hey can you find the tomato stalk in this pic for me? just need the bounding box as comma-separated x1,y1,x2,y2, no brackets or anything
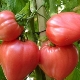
35,66,46,80
29,16,37,42
49,0,57,16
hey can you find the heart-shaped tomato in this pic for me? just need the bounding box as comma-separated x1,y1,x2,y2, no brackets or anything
0,40,39,80
39,41,78,80
0,10,23,41
46,12,80,46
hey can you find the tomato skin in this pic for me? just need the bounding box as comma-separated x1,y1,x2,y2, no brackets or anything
0,10,23,41
0,40,39,80
39,41,78,80
46,12,80,46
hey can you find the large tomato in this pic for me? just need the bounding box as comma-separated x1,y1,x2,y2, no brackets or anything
39,41,78,80
0,40,39,80
0,10,23,41
46,12,80,46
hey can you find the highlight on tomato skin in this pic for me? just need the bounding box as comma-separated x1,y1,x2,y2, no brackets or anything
0,10,24,41
39,41,79,80
46,12,80,46
0,39,39,80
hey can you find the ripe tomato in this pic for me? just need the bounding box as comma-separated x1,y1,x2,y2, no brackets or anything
0,40,39,80
39,41,78,80
0,10,23,41
46,12,80,46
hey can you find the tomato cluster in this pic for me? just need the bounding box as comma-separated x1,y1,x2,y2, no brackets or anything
0,10,79,80
0,10,39,80
39,12,79,80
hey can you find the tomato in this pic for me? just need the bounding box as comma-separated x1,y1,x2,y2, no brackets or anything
0,40,39,80
46,12,80,46
0,10,23,41
39,41,78,80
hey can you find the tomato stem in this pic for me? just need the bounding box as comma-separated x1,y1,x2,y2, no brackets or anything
50,42,56,47
19,31,28,42
35,66,46,80
15,13,26,21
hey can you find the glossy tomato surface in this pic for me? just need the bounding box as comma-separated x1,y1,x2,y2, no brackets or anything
0,40,39,80
46,12,80,46
39,41,78,80
0,10,23,41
